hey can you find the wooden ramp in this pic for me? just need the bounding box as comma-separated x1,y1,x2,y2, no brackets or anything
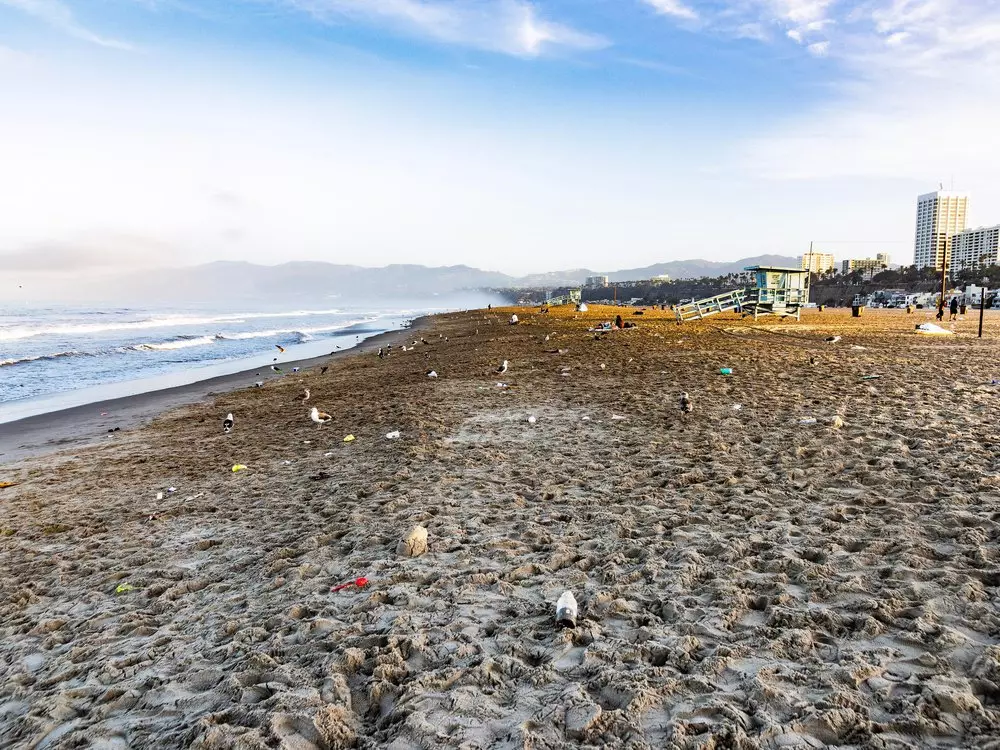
675,289,746,323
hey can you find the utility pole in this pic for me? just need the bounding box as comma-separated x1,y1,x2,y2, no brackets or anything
980,280,987,338
938,239,948,320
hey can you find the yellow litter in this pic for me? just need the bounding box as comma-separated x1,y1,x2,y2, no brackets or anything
231,464,248,472
343,435,356,443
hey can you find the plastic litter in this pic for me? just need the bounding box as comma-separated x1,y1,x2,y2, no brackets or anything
527,416,537,424
385,431,401,439
281,460,292,465
155,491,164,501
799,418,818,425
331,576,369,593
556,591,578,628
343,435,356,443
915,323,954,335
719,367,733,375
115,583,135,594
324,452,334,457
732,404,743,411
231,464,248,472
860,375,881,381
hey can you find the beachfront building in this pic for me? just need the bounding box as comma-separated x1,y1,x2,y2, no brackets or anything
842,257,889,275
585,275,609,289
877,252,891,267
949,225,1000,274
914,190,968,270
799,252,835,274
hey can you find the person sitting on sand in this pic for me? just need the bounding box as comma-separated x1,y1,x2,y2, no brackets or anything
615,314,623,329
950,297,959,321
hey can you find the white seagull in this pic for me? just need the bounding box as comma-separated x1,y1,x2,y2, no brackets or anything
223,413,234,433
310,406,332,425
497,360,509,374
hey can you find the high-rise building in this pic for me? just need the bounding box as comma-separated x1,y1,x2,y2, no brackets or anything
584,275,609,288
800,252,835,274
913,190,968,270
949,225,1000,273
842,257,888,275
876,252,891,267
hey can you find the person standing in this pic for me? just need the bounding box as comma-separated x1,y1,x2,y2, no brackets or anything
950,296,959,321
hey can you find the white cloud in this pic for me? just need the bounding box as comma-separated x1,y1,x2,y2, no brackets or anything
0,0,133,49
807,40,829,55
284,0,609,57
641,0,699,21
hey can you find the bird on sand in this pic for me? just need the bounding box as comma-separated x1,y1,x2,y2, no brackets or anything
223,413,234,433
680,392,693,416
310,406,332,425
302,388,311,403
497,360,509,374
320,366,329,375
275,345,286,353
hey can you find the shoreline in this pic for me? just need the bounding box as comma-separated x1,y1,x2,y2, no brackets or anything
0,316,430,465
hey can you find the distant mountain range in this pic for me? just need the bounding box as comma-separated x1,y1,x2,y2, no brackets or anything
84,255,799,303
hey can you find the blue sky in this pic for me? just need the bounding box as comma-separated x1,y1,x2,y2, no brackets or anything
1,0,998,277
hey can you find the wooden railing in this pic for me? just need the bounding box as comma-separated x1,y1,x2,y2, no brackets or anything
674,289,746,323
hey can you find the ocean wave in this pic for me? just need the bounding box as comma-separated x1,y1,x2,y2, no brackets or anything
132,335,218,351
0,350,85,367
0,308,348,342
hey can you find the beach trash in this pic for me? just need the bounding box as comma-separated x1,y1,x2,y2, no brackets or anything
831,416,845,429
385,431,401,439
0,482,18,489
556,591,578,628
331,576,369,593
343,435,356,443
860,375,881,381
915,323,954,335
599,363,606,370
396,525,428,557
527,416,537,424
799,418,818,425
115,583,135,594
732,404,743,411
155,491,164,501
231,464,248,472
719,367,733,375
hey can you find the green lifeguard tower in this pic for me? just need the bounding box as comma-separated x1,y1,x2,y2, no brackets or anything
742,265,810,321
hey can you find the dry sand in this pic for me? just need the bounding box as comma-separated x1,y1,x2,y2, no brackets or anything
2,305,1000,749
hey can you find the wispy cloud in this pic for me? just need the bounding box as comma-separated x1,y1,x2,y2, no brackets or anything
641,0,699,21
283,0,609,57
0,0,134,50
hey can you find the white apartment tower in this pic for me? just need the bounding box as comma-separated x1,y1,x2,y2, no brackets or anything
913,190,968,270
949,225,1000,274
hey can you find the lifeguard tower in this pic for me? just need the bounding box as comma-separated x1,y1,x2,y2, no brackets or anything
741,265,810,321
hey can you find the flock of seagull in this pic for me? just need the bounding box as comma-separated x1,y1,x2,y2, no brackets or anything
222,325,705,436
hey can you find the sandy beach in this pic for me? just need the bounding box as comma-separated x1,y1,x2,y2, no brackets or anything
2,304,1000,749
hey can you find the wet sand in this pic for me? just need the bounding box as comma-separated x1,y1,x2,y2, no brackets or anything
2,305,1000,748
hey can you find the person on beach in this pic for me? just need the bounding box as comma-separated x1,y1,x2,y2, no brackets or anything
615,314,623,329
950,297,959,321
936,302,945,321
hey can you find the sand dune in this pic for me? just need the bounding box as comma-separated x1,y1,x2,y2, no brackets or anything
2,306,1000,748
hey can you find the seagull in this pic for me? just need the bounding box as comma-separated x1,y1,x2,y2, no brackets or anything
320,366,329,375
253,381,263,388
825,336,841,344
302,388,311,403
680,392,693,415
426,370,438,378
310,406,332,425
497,360,509,374
271,365,282,373
223,413,234,433
275,345,286,353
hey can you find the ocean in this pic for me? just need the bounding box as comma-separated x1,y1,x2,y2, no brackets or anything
0,303,427,423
